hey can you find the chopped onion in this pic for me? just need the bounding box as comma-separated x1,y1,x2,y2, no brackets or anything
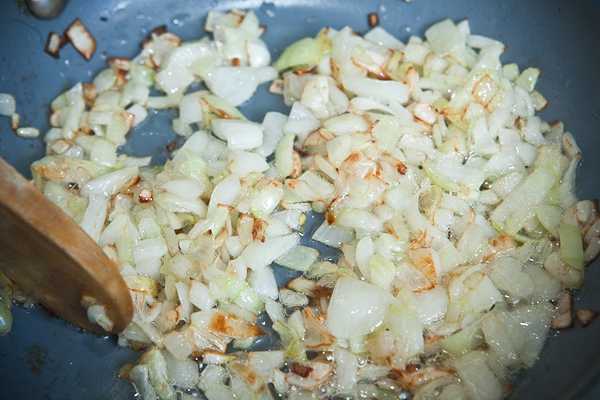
21,11,595,400
15,127,40,138
256,112,287,157
65,19,96,60
311,221,354,248
275,245,319,272
326,277,391,338
274,36,328,72
249,266,278,300
241,233,299,270
0,93,16,116
205,66,277,106
211,119,263,150
425,19,465,55
453,351,503,400
283,102,320,144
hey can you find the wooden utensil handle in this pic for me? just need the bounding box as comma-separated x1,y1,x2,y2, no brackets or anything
0,157,132,333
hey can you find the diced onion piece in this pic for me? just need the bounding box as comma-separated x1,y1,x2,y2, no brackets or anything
425,19,466,55
334,347,358,394
15,127,40,138
312,221,354,248
453,351,503,400
82,167,139,197
364,27,404,50
211,119,263,150
0,93,16,116
45,32,62,58
342,75,409,105
164,352,199,389
559,222,584,270
79,194,109,242
65,19,96,60
249,267,279,300
256,112,287,157
241,233,300,270
126,104,148,127
326,277,391,339
190,281,215,311
205,67,277,106
229,150,268,176
275,133,295,178
275,245,319,272
283,102,320,144
274,36,327,72
515,68,540,92
86,304,113,331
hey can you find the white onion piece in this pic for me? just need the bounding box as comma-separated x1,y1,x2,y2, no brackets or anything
283,102,320,144
248,351,285,376
229,150,268,176
453,351,503,400
208,175,240,209
156,41,215,95
0,93,16,116
256,112,287,157
164,351,199,388
161,179,205,200
80,194,109,242
126,104,148,127
179,92,204,124
275,133,295,178
65,19,96,60
82,167,138,197
211,119,263,150
205,66,276,106
16,127,40,138
364,27,405,50
425,19,465,55
264,299,285,326
342,75,409,105
334,347,358,394
312,221,354,248
326,277,391,338
250,183,284,218
87,304,113,331
190,281,215,311
275,245,319,272
323,113,368,135
247,38,271,67
249,266,279,300
163,331,193,361
241,233,299,270
414,287,449,325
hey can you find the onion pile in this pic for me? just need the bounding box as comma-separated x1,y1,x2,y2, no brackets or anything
25,9,600,400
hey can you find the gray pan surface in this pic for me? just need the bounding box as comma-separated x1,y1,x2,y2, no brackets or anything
0,0,599,398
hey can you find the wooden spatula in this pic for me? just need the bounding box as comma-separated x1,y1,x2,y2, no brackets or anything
0,157,132,333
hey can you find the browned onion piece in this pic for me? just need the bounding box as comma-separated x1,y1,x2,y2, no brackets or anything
64,19,96,60
575,309,598,327
552,291,573,329
45,32,62,58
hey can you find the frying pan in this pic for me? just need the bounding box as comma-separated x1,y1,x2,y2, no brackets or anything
0,0,599,399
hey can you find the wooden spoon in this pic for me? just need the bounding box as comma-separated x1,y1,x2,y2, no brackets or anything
0,158,132,333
